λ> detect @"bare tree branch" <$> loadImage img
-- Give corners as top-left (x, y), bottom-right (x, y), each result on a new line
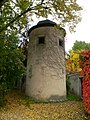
top-left (0, 3), bottom-right (46, 33)
top-left (0, 7), bottom-right (32, 33)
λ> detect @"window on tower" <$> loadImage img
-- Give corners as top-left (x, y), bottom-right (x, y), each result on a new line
top-left (38, 36), bottom-right (45, 44)
top-left (59, 39), bottom-right (63, 47)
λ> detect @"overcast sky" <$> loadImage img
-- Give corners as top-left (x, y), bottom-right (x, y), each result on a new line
top-left (65, 0), bottom-right (90, 52)
top-left (29, 0), bottom-right (90, 52)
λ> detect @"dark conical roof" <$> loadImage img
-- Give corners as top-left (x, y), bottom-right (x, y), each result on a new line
top-left (37, 20), bottom-right (56, 26)
top-left (28, 20), bottom-right (56, 35)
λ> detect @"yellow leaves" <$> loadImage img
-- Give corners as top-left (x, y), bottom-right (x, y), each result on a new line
top-left (70, 50), bottom-right (79, 61)
top-left (66, 50), bottom-right (81, 73)
top-left (0, 90), bottom-right (89, 120)
top-left (71, 63), bottom-right (75, 71)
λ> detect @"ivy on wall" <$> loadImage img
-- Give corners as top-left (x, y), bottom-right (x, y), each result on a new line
top-left (80, 50), bottom-right (90, 114)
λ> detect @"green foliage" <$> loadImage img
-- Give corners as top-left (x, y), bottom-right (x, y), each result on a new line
top-left (67, 94), bottom-right (81, 101)
top-left (0, 33), bottom-right (25, 86)
top-left (72, 40), bottom-right (90, 51)
top-left (0, 31), bottom-right (25, 106)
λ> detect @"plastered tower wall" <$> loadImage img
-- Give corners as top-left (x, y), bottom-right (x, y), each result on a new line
top-left (26, 22), bottom-right (66, 101)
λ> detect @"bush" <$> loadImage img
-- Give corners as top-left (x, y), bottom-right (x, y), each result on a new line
top-left (80, 50), bottom-right (90, 114)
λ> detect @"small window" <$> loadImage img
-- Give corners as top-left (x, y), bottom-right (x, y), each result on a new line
top-left (38, 37), bottom-right (45, 44)
top-left (59, 39), bottom-right (63, 47)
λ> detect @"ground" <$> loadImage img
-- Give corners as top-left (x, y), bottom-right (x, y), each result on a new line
top-left (0, 90), bottom-right (90, 120)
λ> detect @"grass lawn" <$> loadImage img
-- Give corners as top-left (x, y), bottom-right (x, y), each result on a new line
top-left (0, 90), bottom-right (90, 120)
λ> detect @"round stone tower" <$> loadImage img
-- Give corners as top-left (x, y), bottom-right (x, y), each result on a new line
top-left (26, 20), bottom-right (66, 101)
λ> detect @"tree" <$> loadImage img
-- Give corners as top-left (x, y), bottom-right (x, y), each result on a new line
top-left (0, 0), bottom-right (82, 33)
top-left (66, 40), bottom-right (90, 73)
top-left (0, 12), bottom-right (25, 105)
top-left (66, 50), bottom-right (81, 73)
top-left (72, 40), bottom-right (90, 51)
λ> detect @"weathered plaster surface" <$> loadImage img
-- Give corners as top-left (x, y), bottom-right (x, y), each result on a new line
top-left (26, 26), bottom-right (66, 101)
top-left (67, 73), bottom-right (82, 97)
